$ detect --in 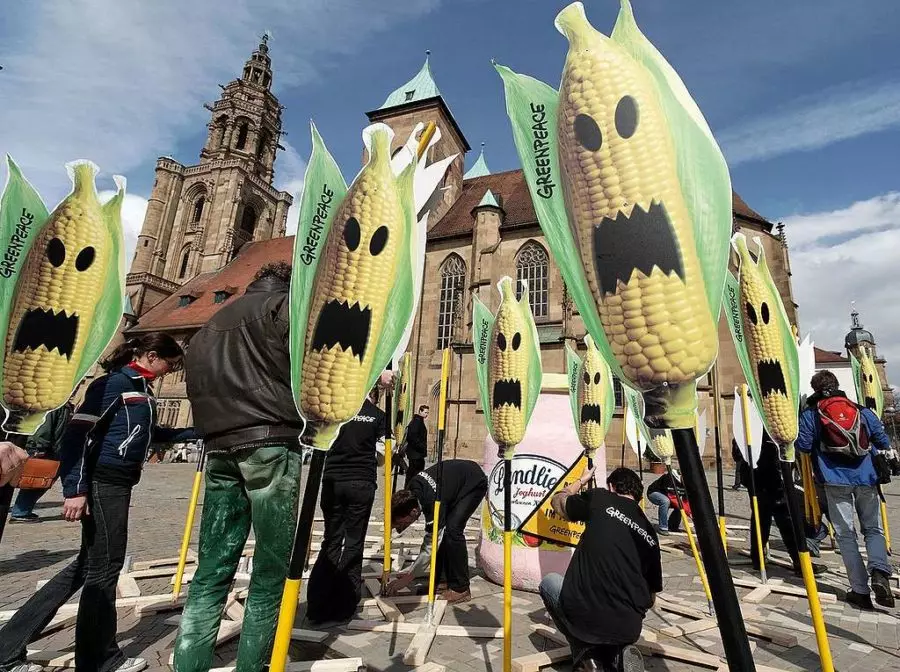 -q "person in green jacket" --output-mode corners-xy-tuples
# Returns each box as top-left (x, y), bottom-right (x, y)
(9, 403), (73, 523)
